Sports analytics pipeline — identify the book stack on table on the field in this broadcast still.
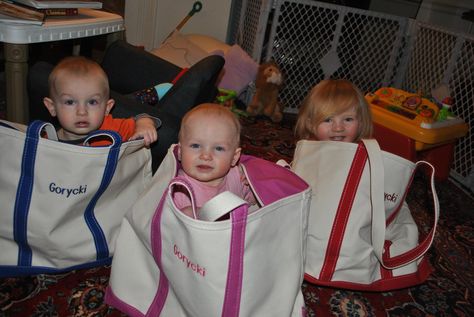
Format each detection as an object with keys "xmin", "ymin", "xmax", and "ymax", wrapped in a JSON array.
[{"xmin": 0, "ymin": 0, "xmax": 102, "ymax": 25}]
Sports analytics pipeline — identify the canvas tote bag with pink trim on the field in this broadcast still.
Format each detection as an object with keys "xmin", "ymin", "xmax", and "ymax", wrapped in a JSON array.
[
  {"xmin": 290, "ymin": 139, "xmax": 439, "ymax": 291},
  {"xmin": 106, "ymin": 144, "xmax": 311, "ymax": 316}
]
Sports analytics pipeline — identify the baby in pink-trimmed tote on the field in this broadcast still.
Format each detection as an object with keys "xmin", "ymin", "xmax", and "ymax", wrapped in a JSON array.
[{"xmin": 173, "ymin": 103, "xmax": 257, "ymax": 219}]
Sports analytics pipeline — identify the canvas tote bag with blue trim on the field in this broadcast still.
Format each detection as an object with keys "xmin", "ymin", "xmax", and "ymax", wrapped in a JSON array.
[
  {"xmin": 0, "ymin": 120, "xmax": 152, "ymax": 277},
  {"xmin": 105, "ymin": 144, "xmax": 311, "ymax": 317}
]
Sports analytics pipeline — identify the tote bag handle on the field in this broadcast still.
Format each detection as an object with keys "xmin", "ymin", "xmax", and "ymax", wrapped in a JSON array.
[
  {"xmin": 319, "ymin": 140, "xmax": 386, "ymax": 280},
  {"xmin": 362, "ymin": 139, "xmax": 439, "ymax": 269},
  {"xmin": 13, "ymin": 121, "xmax": 123, "ymax": 266},
  {"xmin": 199, "ymin": 191, "xmax": 248, "ymax": 221},
  {"xmin": 361, "ymin": 139, "xmax": 386, "ymax": 266},
  {"xmin": 382, "ymin": 160, "xmax": 439, "ymax": 268},
  {"xmin": 167, "ymin": 177, "xmax": 249, "ymax": 221},
  {"xmin": 0, "ymin": 120, "xmax": 58, "ymax": 140}
]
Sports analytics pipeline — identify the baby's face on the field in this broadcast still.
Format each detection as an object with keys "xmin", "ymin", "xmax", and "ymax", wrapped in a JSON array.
[
  {"xmin": 47, "ymin": 73, "xmax": 113, "ymax": 141},
  {"xmin": 314, "ymin": 106, "xmax": 359, "ymax": 142},
  {"xmin": 178, "ymin": 112, "xmax": 241, "ymax": 186}
]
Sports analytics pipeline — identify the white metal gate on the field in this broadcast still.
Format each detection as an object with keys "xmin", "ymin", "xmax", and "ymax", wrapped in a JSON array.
[{"xmin": 228, "ymin": 0, "xmax": 474, "ymax": 192}]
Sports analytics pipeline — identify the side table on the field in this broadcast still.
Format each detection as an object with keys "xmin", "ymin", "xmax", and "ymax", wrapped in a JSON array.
[{"xmin": 0, "ymin": 9, "xmax": 124, "ymax": 124}]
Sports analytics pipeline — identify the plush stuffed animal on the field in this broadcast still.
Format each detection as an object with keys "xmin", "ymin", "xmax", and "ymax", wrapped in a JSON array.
[{"xmin": 246, "ymin": 61, "xmax": 284, "ymax": 122}]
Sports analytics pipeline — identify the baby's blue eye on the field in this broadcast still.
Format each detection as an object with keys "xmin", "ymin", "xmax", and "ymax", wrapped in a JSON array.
[
  {"xmin": 65, "ymin": 99, "xmax": 75, "ymax": 105},
  {"xmin": 88, "ymin": 99, "xmax": 99, "ymax": 106},
  {"xmin": 190, "ymin": 143, "xmax": 200, "ymax": 149},
  {"xmin": 215, "ymin": 146, "xmax": 225, "ymax": 152}
]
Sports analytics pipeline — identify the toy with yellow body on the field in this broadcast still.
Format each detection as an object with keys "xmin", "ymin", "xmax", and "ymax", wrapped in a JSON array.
[{"xmin": 366, "ymin": 87, "xmax": 468, "ymax": 150}]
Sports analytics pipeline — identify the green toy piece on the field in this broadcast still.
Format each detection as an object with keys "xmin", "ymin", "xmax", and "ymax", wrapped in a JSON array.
[
  {"xmin": 437, "ymin": 96, "xmax": 453, "ymax": 121},
  {"xmin": 216, "ymin": 89, "xmax": 248, "ymax": 117}
]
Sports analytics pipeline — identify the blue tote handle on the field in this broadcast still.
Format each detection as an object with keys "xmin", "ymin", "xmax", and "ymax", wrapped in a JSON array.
[
  {"xmin": 14, "ymin": 121, "xmax": 56, "ymax": 265},
  {"xmin": 83, "ymin": 129, "xmax": 122, "ymax": 260}
]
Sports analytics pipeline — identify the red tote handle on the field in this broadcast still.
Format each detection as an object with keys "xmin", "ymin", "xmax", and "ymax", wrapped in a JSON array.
[{"xmin": 381, "ymin": 161, "xmax": 439, "ymax": 268}]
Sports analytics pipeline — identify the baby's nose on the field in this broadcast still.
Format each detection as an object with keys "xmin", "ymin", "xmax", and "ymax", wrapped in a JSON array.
[
  {"xmin": 76, "ymin": 104, "xmax": 87, "ymax": 115},
  {"xmin": 199, "ymin": 150, "xmax": 212, "ymax": 160},
  {"xmin": 332, "ymin": 121, "xmax": 344, "ymax": 131}
]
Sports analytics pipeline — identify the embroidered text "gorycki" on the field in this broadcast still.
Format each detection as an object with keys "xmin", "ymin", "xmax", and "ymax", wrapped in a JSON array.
[
  {"xmin": 174, "ymin": 244, "xmax": 206, "ymax": 277},
  {"xmin": 49, "ymin": 182, "xmax": 87, "ymax": 198},
  {"xmin": 384, "ymin": 192, "xmax": 399, "ymax": 203}
]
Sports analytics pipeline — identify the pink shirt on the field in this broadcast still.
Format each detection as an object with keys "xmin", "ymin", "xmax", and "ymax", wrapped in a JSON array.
[{"xmin": 172, "ymin": 165, "xmax": 256, "ymax": 218}]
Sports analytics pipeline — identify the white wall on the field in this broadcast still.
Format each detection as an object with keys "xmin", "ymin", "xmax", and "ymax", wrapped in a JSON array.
[
  {"xmin": 124, "ymin": 1, "xmax": 158, "ymax": 49},
  {"xmin": 370, "ymin": 0, "xmax": 474, "ymax": 34},
  {"xmin": 416, "ymin": 0, "xmax": 474, "ymax": 34},
  {"xmin": 369, "ymin": 0, "xmax": 420, "ymax": 18},
  {"xmin": 124, "ymin": 1, "xmax": 232, "ymax": 51}
]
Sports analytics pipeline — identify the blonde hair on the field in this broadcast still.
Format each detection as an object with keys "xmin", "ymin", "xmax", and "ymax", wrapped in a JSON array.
[
  {"xmin": 48, "ymin": 56, "xmax": 109, "ymax": 98},
  {"xmin": 295, "ymin": 79, "xmax": 373, "ymax": 141},
  {"xmin": 180, "ymin": 103, "xmax": 241, "ymax": 145}
]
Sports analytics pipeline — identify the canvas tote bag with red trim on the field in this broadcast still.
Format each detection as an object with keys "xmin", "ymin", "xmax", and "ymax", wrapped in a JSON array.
[
  {"xmin": 290, "ymin": 139, "xmax": 439, "ymax": 291},
  {"xmin": 106, "ymin": 144, "xmax": 311, "ymax": 317}
]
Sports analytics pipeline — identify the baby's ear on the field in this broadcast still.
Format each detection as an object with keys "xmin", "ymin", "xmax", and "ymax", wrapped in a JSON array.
[
  {"xmin": 177, "ymin": 143, "xmax": 182, "ymax": 161},
  {"xmin": 105, "ymin": 98, "xmax": 115, "ymax": 115},
  {"xmin": 43, "ymin": 97, "xmax": 56, "ymax": 116},
  {"xmin": 232, "ymin": 147, "xmax": 242, "ymax": 166}
]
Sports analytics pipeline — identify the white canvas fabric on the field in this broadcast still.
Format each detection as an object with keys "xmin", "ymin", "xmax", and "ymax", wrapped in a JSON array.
[
  {"xmin": 290, "ymin": 139, "xmax": 439, "ymax": 291},
  {"xmin": 0, "ymin": 120, "xmax": 152, "ymax": 277},
  {"xmin": 106, "ymin": 144, "xmax": 311, "ymax": 317}
]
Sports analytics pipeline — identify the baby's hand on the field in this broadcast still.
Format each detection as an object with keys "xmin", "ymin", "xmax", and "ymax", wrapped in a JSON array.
[{"xmin": 130, "ymin": 117, "xmax": 158, "ymax": 146}]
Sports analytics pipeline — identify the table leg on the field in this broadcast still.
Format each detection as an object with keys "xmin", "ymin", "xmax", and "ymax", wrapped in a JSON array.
[
  {"xmin": 106, "ymin": 30, "xmax": 124, "ymax": 47},
  {"xmin": 5, "ymin": 43, "xmax": 29, "ymax": 124}
]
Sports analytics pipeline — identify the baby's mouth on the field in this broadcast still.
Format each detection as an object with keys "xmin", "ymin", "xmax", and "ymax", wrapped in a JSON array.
[
  {"xmin": 75, "ymin": 121, "xmax": 89, "ymax": 128},
  {"xmin": 330, "ymin": 136, "xmax": 345, "ymax": 141},
  {"xmin": 197, "ymin": 165, "xmax": 212, "ymax": 171}
]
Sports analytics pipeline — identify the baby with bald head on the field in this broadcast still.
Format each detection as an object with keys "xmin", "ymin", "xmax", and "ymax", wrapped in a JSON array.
[{"xmin": 174, "ymin": 103, "xmax": 256, "ymax": 219}]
